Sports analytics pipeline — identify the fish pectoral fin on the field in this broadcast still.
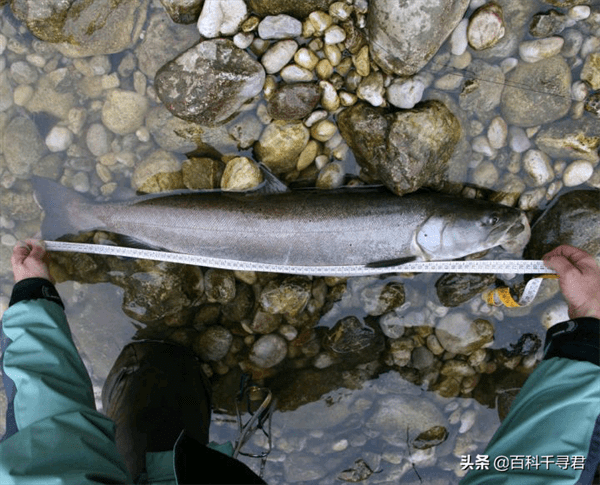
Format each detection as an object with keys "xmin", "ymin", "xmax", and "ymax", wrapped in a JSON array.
[
  {"xmin": 365, "ymin": 256, "xmax": 416, "ymax": 268},
  {"xmin": 253, "ymin": 162, "xmax": 290, "ymax": 195},
  {"xmin": 119, "ymin": 235, "xmax": 171, "ymax": 253}
]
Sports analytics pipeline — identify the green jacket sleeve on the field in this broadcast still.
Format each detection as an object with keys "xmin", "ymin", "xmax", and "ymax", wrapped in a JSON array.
[
  {"xmin": 461, "ymin": 318, "xmax": 600, "ymax": 485},
  {"xmin": 0, "ymin": 296, "xmax": 133, "ymax": 484}
]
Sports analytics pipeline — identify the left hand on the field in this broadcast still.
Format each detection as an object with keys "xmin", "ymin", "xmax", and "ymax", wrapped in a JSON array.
[{"xmin": 11, "ymin": 239, "xmax": 53, "ymax": 283}]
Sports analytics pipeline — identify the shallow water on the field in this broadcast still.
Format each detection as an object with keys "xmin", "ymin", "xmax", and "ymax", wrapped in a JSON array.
[{"xmin": 0, "ymin": 0, "xmax": 598, "ymax": 483}]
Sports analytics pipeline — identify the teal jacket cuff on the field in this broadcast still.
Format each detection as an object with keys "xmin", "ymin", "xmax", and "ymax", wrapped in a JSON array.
[{"xmin": 8, "ymin": 277, "xmax": 64, "ymax": 309}]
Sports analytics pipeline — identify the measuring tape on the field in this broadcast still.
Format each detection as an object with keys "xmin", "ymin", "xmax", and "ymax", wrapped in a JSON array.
[{"xmin": 43, "ymin": 241, "xmax": 557, "ymax": 307}]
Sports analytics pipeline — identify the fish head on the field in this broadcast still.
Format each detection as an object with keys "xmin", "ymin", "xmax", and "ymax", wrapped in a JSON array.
[{"xmin": 415, "ymin": 203, "xmax": 531, "ymax": 260}]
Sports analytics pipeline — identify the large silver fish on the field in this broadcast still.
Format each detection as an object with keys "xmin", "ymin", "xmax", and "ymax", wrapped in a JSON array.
[{"xmin": 32, "ymin": 176, "xmax": 530, "ymax": 269}]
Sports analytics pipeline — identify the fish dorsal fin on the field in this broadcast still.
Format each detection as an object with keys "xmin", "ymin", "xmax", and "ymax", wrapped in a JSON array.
[{"xmin": 253, "ymin": 162, "xmax": 290, "ymax": 195}]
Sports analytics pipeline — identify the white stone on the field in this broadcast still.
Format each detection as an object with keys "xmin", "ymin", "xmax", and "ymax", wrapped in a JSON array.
[
  {"xmin": 332, "ymin": 439, "xmax": 349, "ymax": 452},
  {"xmin": 280, "ymin": 64, "xmax": 314, "ymax": 83},
  {"xmin": 324, "ymin": 25, "xmax": 346, "ymax": 45},
  {"xmin": 508, "ymin": 126, "xmax": 531, "ymax": 153},
  {"xmin": 329, "ymin": 2, "xmax": 353, "ymax": 21},
  {"xmin": 459, "ymin": 410, "xmax": 476, "ymax": 434},
  {"xmin": 233, "ymin": 32, "xmax": 254, "ymax": 49},
  {"xmin": 320, "ymin": 81, "xmax": 340, "ymax": 111},
  {"xmin": 518, "ymin": 188, "xmax": 546, "ymax": 210},
  {"xmin": 261, "ymin": 40, "xmax": 298, "ymax": 74},
  {"xmin": 487, "ymin": 116, "xmax": 507, "ymax": 149},
  {"xmin": 450, "ymin": 18, "xmax": 469, "ymax": 56},
  {"xmin": 569, "ymin": 5, "xmax": 590, "ymax": 20},
  {"xmin": 434, "ymin": 73, "xmax": 463, "ymax": 91},
  {"xmin": 45, "ymin": 126, "xmax": 73, "ymax": 152},
  {"xmin": 471, "ymin": 136, "xmax": 496, "ymax": 157},
  {"xmin": 519, "ymin": 37, "xmax": 565, "ymax": 63},
  {"xmin": 357, "ymin": 72, "xmax": 385, "ymax": 107},
  {"xmin": 304, "ymin": 110, "xmax": 328, "ymax": 128},
  {"xmin": 308, "ymin": 11, "xmax": 333, "ymax": 34},
  {"xmin": 571, "ymin": 80, "xmax": 589, "ymax": 102},
  {"xmin": 0, "ymin": 35, "xmax": 6, "ymax": 55},
  {"xmin": 500, "ymin": 57, "xmax": 518, "ymax": 74},
  {"xmin": 563, "ymin": 160, "xmax": 593, "ymax": 187},
  {"xmin": 387, "ymin": 76, "xmax": 426, "ymax": 109},
  {"xmin": 294, "ymin": 48, "xmax": 319, "ymax": 70},
  {"xmin": 197, "ymin": 0, "xmax": 247, "ymax": 38},
  {"xmin": 523, "ymin": 150, "xmax": 554, "ymax": 186},
  {"xmin": 472, "ymin": 160, "xmax": 499, "ymax": 188},
  {"xmin": 258, "ymin": 15, "xmax": 302, "ymax": 39}
]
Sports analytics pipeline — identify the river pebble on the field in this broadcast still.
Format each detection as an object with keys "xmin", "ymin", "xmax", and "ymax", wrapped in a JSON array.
[
  {"xmin": 519, "ymin": 37, "xmax": 564, "ymax": 63},
  {"xmin": 262, "ymin": 40, "xmax": 298, "ymax": 74},
  {"xmin": 197, "ymin": 0, "xmax": 247, "ymax": 38},
  {"xmin": 563, "ymin": 160, "xmax": 593, "ymax": 187},
  {"xmin": 45, "ymin": 126, "xmax": 73, "ymax": 152},
  {"xmin": 194, "ymin": 325, "xmax": 233, "ymax": 361},
  {"xmin": 281, "ymin": 65, "xmax": 314, "ymax": 83},
  {"xmin": 581, "ymin": 53, "xmax": 600, "ymax": 90},
  {"xmin": 221, "ymin": 156, "xmax": 263, "ymax": 191},
  {"xmin": 258, "ymin": 15, "xmax": 302, "ymax": 40},
  {"xmin": 450, "ymin": 18, "xmax": 469, "ymax": 56},
  {"xmin": 387, "ymin": 76, "xmax": 426, "ymax": 109},
  {"xmin": 523, "ymin": 150, "xmax": 554, "ymax": 187},
  {"xmin": 467, "ymin": 3, "xmax": 505, "ymax": 51},
  {"xmin": 356, "ymin": 72, "xmax": 385, "ymax": 107},
  {"xmin": 487, "ymin": 116, "xmax": 507, "ymax": 149},
  {"xmin": 324, "ymin": 25, "xmax": 346, "ymax": 45},
  {"xmin": 316, "ymin": 161, "xmax": 344, "ymax": 189},
  {"xmin": 569, "ymin": 6, "xmax": 590, "ymax": 21},
  {"xmin": 249, "ymin": 334, "xmax": 288, "ymax": 368},
  {"xmin": 102, "ymin": 89, "xmax": 148, "ymax": 135},
  {"xmin": 508, "ymin": 126, "xmax": 531, "ymax": 153},
  {"xmin": 294, "ymin": 48, "xmax": 320, "ymax": 70}
]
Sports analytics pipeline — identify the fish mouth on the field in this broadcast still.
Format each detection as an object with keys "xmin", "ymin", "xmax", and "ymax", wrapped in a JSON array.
[{"xmin": 497, "ymin": 213, "xmax": 531, "ymax": 254}]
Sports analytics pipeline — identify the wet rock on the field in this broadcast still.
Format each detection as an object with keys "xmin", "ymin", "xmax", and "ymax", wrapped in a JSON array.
[
  {"xmin": 435, "ymin": 273, "xmax": 496, "ymax": 307},
  {"xmin": 459, "ymin": 60, "xmax": 505, "ymax": 116},
  {"xmin": 221, "ymin": 281, "xmax": 254, "ymax": 322},
  {"xmin": 102, "ymin": 89, "xmax": 148, "ymax": 135},
  {"xmin": 366, "ymin": 395, "xmax": 447, "ymax": 446},
  {"xmin": 261, "ymin": 40, "xmax": 298, "ymax": 74},
  {"xmin": 266, "ymin": 83, "xmax": 321, "ymax": 120},
  {"xmin": 136, "ymin": 12, "xmax": 201, "ymax": 78},
  {"xmin": 249, "ymin": 334, "xmax": 288, "ymax": 368},
  {"xmin": 197, "ymin": 0, "xmax": 247, "ymax": 37},
  {"xmin": 26, "ymin": 69, "xmax": 76, "ymax": 120},
  {"xmin": 360, "ymin": 281, "xmax": 405, "ymax": 316},
  {"xmin": 3, "ymin": 116, "xmax": 45, "ymax": 177},
  {"xmin": 584, "ymin": 92, "xmax": 600, "ymax": 118},
  {"xmin": 249, "ymin": 310, "xmax": 282, "ymax": 334},
  {"xmin": 412, "ymin": 425, "xmax": 449, "ymax": 450},
  {"xmin": 500, "ymin": 56, "xmax": 571, "ymax": 128},
  {"xmin": 132, "ymin": 150, "xmax": 183, "ymax": 192},
  {"xmin": 356, "ymin": 71, "xmax": 385, "ymax": 107},
  {"xmin": 519, "ymin": 37, "xmax": 564, "ymax": 63},
  {"xmin": 467, "ymin": 3, "xmax": 505, "ymax": 51},
  {"xmin": 260, "ymin": 276, "xmax": 312, "ymax": 316},
  {"xmin": 324, "ymin": 316, "xmax": 385, "ymax": 359},
  {"xmin": 526, "ymin": 190, "xmax": 600, "ymax": 259},
  {"xmin": 563, "ymin": 160, "xmax": 593, "ymax": 187},
  {"xmin": 12, "ymin": 0, "xmax": 148, "ymax": 57},
  {"xmin": 387, "ymin": 76, "xmax": 427, "ymax": 110},
  {"xmin": 435, "ymin": 313, "xmax": 494, "ymax": 355},
  {"xmin": 194, "ymin": 325, "xmax": 233, "ymax": 361},
  {"xmin": 181, "ymin": 157, "xmax": 224, "ymax": 189},
  {"xmin": 255, "ymin": 120, "xmax": 309, "ymax": 173},
  {"xmin": 506, "ymin": 333, "xmax": 541, "ymax": 358},
  {"xmin": 247, "ymin": 0, "xmax": 335, "ymax": 19},
  {"xmin": 155, "ymin": 39, "xmax": 265, "ymax": 126},
  {"xmin": 338, "ymin": 101, "xmax": 461, "ymax": 196},
  {"xmin": 0, "ymin": 72, "xmax": 12, "ymax": 112},
  {"xmin": 523, "ymin": 149, "xmax": 554, "ymax": 186},
  {"xmin": 86, "ymin": 123, "xmax": 111, "ymax": 157},
  {"xmin": 441, "ymin": 360, "xmax": 476, "ymax": 377},
  {"xmin": 529, "ymin": 9, "xmax": 567, "ymax": 37},
  {"xmin": 120, "ymin": 270, "xmax": 192, "ymax": 323},
  {"xmin": 284, "ymin": 454, "xmax": 327, "ymax": 483},
  {"xmin": 221, "ymin": 157, "xmax": 263, "ymax": 190},
  {"xmin": 316, "ymin": 161, "xmax": 345, "ymax": 189},
  {"xmin": 0, "ymin": 186, "xmax": 42, "ymax": 221},
  {"xmin": 338, "ymin": 459, "xmax": 377, "ymax": 483},
  {"xmin": 204, "ymin": 269, "xmax": 236, "ymax": 304},
  {"xmin": 258, "ymin": 14, "xmax": 302, "ymax": 39},
  {"xmin": 160, "ymin": 0, "xmax": 204, "ymax": 24},
  {"xmin": 411, "ymin": 346, "xmax": 435, "ymax": 370},
  {"xmin": 534, "ymin": 117, "xmax": 600, "ymax": 162},
  {"xmin": 581, "ymin": 53, "xmax": 600, "ymax": 90},
  {"xmin": 145, "ymin": 106, "xmax": 200, "ymax": 153},
  {"xmin": 367, "ymin": 0, "xmax": 469, "ymax": 76}
]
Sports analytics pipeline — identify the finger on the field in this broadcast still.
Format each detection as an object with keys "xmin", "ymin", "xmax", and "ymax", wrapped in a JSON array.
[
  {"xmin": 542, "ymin": 244, "xmax": 586, "ymax": 261},
  {"xmin": 543, "ymin": 254, "xmax": 579, "ymax": 276},
  {"xmin": 28, "ymin": 242, "xmax": 46, "ymax": 261},
  {"xmin": 23, "ymin": 238, "xmax": 46, "ymax": 250},
  {"xmin": 11, "ymin": 243, "xmax": 30, "ymax": 265}
]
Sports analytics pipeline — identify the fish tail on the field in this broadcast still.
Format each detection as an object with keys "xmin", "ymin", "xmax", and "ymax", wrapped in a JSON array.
[{"xmin": 31, "ymin": 176, "xmax": 103, "ymax": 240}]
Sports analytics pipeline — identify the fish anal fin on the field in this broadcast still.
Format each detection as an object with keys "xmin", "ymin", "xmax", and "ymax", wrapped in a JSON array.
[{"xmin": 365, "ymin": 256, "xmax": 416, "ymax": 268}]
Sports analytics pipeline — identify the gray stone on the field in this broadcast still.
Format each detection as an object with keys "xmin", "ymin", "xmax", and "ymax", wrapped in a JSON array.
[
  {"xmin": 266, "ymin": 83, "xmax": 321, "ymax": 120},
  {"xmin": 145, "ymin": 106, "xmax": 200, "ymax": 153},
  {"xmin": 0, "ymin": 185, "xmax": 41, "ymax": 221},
  {"xmin": 435, "ymin": 313, "xmax": 494, "ymax": 355},
  {"xmin": 367, "ymin": 0, "xmax": 469, "ymax": 76},
  {"xmin": 435, "ymin": 273, "xmax": 496, "ymax": 307},
  {"xmin": 534, "ymin": 117, "xmax": 600, "ymax": 162},
  {"xmin": 525, "ymin": 190, "xmax": 600, "ymax": 259},
  {"xmin": 194, "ymin": 325, "xmax": 232, "ymax": 361},
  {"xmin": 366, "ymin": 395, "xmax": 447, "ymax": 446},
  {"xmin": 11, "ymin": 0, "xmax": 149, "ymax": 57},
  {"xmin": 26, "ymin": 69, "xmax": 76, "ymax": 120},
  {"xmin": 249, "ymin": 334, "xmax": 288, "ymax": 368},
  {"xmin": 204, "ymin": 269, "xmax": 236, "ymax": 304},
  {"xmin": 160, "ymin": 0, "xmax": 204, "ymax": 24},
  {"xmin": 338, "ymin": 101, "xmax": 461, "ymax": 195},
  {"xmin": 529, "ymin": 9, "xmax": 567, "ymax": 37},
  {"xmin": 258, "ymin": 14, "xmax": 302, "ymax": 39},
  {"xmin": 411, "ymin": 346, "xmax": 435, "ymax": 370},
  {"xmin": 136, "ymin": 11, "xmax": 201, "ymax": 78},
  {"xmin": 86, "ymin": 123, "xmax": 111, "ymax": 157},
  {"xmin": 0, "ymin": 72, "xmax": 12, "ymax": 112},
  {"xmin": 500, "ymin": 56, "xmax": 571, "ymax": 128},
  {"xmin": 102, "ymin": 89, "xmax": 149, "ymax": 135},
  {"xmin": 247, "ymin": 0, "xmax": 335, "ymax": 19},
  {"xmin": 459, "ymin": 60, "xmax": 505, "ymax": 117},
  {"xmin": 284, "ymin": 454, "xmax": 327, "ymax": 483},
  {"xmin": 3, "ymin": 116, "xmax": 45, "ymax": 177},
  {"xmin": 155, "ymin": 39, "xmax": 265, "ymax": 126},
  {"xmin": 259, "ymin": 276, "xmax": 311, "ymax": 316}
]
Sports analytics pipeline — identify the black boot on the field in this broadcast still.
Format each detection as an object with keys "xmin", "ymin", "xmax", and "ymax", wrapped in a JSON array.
[{"xmin": 101, "ymin": 341, "xmax": 212, "ymax": 481}]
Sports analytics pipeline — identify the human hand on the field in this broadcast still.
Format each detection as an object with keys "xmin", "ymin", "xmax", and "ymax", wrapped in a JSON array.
[
  {"xmin": 543, "ymin": 245, "xmax": 600, "ymax": 320},
  {"xmin": 11, "ymin": 239, "xmax": 53, "ymax": 284}
]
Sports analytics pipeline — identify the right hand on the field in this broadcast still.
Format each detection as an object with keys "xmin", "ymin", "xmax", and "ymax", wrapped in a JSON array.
[{"xmin": 543, "ymin": 245, "xmax": 600, "ymax": 320}]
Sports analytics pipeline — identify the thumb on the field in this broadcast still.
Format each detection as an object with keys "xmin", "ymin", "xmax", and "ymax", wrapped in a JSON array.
[
  {"xmin": 11, "ymin": 242, "xmax": 31, "ymax": 265},
  {"xmin": 543, "ymin": 254, "xmax": 578, "ymax": 277},
  {"xmin": 28, "ymin": 242, "xmax": 46, "ymax": 261}
]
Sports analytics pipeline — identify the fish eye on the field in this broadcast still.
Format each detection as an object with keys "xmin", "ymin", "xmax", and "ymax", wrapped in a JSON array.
[{"xmin": 483, "ymin": 214, "xmax": 500, "ymax": 226}]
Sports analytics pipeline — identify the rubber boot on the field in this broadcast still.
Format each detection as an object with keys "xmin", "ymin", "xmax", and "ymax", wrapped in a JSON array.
[{"xmin": 101, "ymin": 341, "xmax": 212, "ymax": 481}]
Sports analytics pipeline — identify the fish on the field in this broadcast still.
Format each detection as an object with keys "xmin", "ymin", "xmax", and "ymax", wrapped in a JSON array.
[{"xmin": 31, "ymin": 175, "xmax": 530, "ymax": 270}]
